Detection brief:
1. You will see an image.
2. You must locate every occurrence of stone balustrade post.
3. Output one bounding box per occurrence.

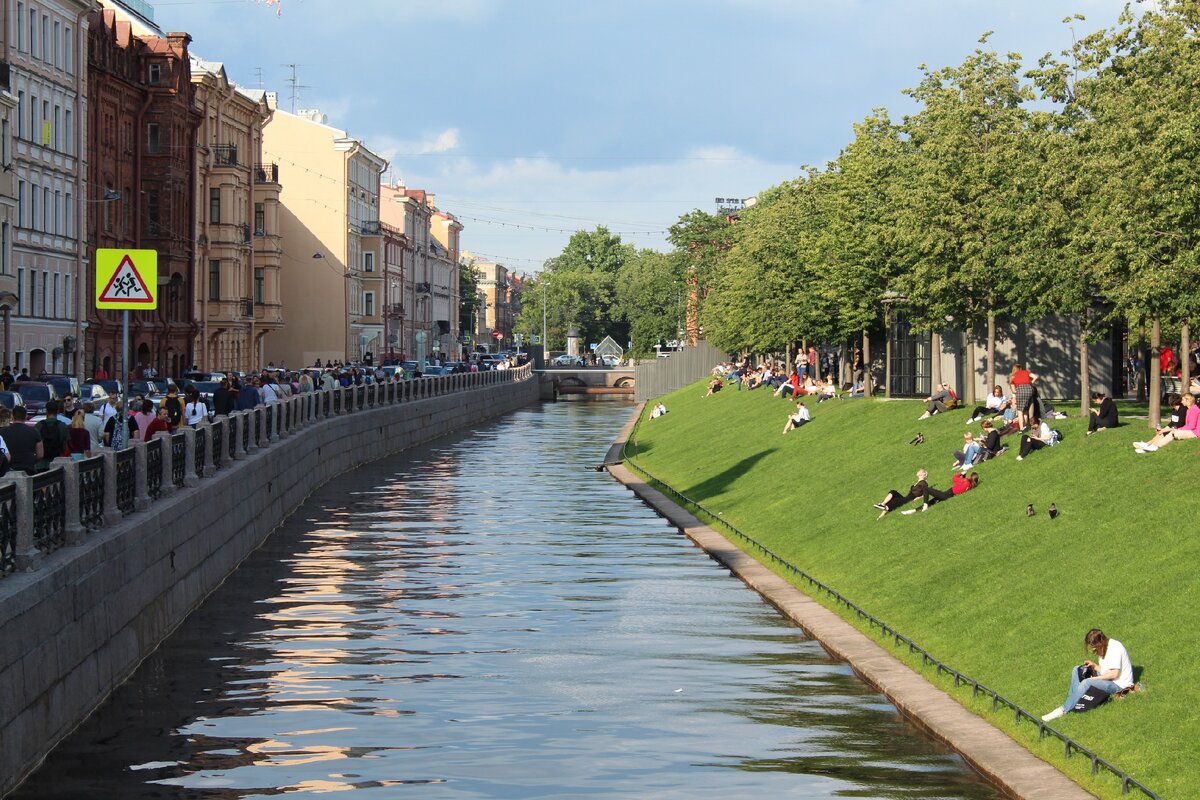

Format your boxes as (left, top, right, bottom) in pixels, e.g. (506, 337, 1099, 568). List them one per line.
(182, 426, 200, 486)
(8, 474, 40, 571)
(99, 450, 121, 525)
(153, 432, 177, 497)
(198, 421, 216, 477)
(232, 413, 247, 459)
(52, 458, 85, 545)
(269, 403, 281, 444)
(132, 439, 151, 510)
(243, 409, 258, 452)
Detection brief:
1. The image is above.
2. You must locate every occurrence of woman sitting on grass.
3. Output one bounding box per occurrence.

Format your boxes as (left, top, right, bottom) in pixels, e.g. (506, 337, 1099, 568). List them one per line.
(1134, 392, 1199, 452)
(966, 385, 1007, 424)
(774, 369, 800, 398)
(1042, 628, 1134, 722)
(782, 400, 810, 434)
(873, 469, 929, 519)
(1086, 391, 1119, 435)
(952, 432, 981, 469)
(921, 472, 978, 510)
(1016, 416, 1055, 461)
(978, 420, 1005, 459)
(705, 377, 724, 397)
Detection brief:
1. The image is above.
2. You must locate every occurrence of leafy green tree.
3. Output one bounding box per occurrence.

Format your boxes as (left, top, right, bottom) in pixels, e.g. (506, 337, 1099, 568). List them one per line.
(668, 210, 736, 342)
(615, 249, 688, 357)
(458, 258, 481, 335)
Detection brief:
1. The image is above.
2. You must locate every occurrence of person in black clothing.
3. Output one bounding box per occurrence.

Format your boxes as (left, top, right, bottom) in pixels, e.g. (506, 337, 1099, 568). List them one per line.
(1086, 391, 1119, 435)
(874, 469, 929, 519)
(977, 419, 1005, 459)
(0, 406, 42, 474)
(212, 378, 236, 416)
(0, 366, 12, 389)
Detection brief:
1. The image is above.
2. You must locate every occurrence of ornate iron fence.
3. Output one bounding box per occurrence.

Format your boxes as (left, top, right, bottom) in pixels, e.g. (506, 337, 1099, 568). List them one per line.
(146, 438, 163, 499)
(241, 415, 250, 451)
(0, 482, 16, 577)
(229, 419, 237, 460)
(211, 424, 223, 469)
(78, 456, 105, 529)
(254, 410, 263, 444)
(195, 427, 207, 476)
(116, 447, 136, 514)
(333, 390, 342, 414)
(356, 386, 365, 410)
(264, 405, 273, 440)
(171, 433, 187, 488)
(32, 469, 66, 553)
(323, 390, 331, 416)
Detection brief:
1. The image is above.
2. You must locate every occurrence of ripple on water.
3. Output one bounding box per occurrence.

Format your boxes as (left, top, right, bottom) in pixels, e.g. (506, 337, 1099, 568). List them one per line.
(12, 403, 1000, 800)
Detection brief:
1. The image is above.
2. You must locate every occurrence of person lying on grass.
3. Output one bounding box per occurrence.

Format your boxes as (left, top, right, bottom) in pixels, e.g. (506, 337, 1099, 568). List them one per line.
(1016, 416, 1055, 461)
(873, 469, 929, 519)
(966, 385, 1008, 424)
(1134, 392, 1199, 452)
(1042, 628, 1134, 722)
(705, 377, 724, 397)
(952, 432, 980, 469)
(921, 472, 978, 510)
(917, 383, 957, 420)
(782, 400, 810, 434)
(1086, 391, 1119, 436)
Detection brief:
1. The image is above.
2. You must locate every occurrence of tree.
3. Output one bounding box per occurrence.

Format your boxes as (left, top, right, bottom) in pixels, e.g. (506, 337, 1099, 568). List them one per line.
(668, 210, 736, 344)
(458, 258, 481, 335)
(615, 249, 688, 357)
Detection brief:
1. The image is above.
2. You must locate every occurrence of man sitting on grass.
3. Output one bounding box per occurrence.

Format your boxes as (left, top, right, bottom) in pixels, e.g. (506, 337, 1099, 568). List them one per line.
(918, 383, 957, 420)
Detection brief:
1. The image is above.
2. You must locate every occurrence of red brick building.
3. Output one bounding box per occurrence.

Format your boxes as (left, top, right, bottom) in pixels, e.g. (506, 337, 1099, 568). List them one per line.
(86, 9, 199, 379)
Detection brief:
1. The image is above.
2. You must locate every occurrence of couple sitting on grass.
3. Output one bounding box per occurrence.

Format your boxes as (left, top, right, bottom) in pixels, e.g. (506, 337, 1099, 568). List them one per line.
(952, 420, 1006, 470)
(774, 370, 839, 401)
(873, 468, 978, 518)
(1133, 392, 1199, 453)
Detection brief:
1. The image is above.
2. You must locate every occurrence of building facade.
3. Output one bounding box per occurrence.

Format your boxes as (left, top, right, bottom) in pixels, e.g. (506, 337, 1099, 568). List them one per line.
(0, 13, 21, 369)
(86, 9, 198, 378)
(474, 261, 514, 351)
(191, 60, 280, 372)
(9, 0, 91, 377)
(262, 104, 383, 367)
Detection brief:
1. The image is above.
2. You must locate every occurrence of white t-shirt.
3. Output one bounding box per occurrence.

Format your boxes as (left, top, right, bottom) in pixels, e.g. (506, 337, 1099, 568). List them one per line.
(185, 400, 207, 426)
(792, 405, 811, 422)
(1099, 638, 1134, 690)
(259, 383, 278, 404)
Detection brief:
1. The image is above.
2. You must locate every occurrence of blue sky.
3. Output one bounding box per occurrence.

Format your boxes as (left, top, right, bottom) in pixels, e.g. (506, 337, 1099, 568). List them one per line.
(153, 0, 1128, 272)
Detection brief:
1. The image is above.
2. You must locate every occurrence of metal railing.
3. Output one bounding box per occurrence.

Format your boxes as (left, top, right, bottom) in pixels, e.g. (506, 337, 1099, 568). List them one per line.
(31, 470, 65, 553)
(214, 144, 238, 166)
(78, 456, 105, 529)
(116, 449, 136, 513)
(253, 163, 279, 184)
(146, 438, 163, 499)
(195, 428, 208, 476)
(0, 484, 15, 576)
(211, 424, 222, 469)
(171, 433, 187, 488)
(619, 411, 1159, 800)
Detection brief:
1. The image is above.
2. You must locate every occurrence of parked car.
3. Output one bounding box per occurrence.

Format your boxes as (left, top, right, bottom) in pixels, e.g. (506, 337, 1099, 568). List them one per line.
(76, 383, 111, 404)
(84, 379, 123, 399)
(422, 365, 451, 376)
(39, 374, 80, 400)
(551, 354, 584, 367)
(14, 382, 59, 415)
(0, 391, 26, 411)
(599, 354, 623, 367)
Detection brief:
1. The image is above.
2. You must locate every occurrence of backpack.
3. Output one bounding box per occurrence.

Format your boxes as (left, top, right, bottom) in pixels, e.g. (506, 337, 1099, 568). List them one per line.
(1072, 665, 1110, 712)
(36, 420, 68, 461)
(163, 395, 183, 427)
(1050, 428, 1064, 445)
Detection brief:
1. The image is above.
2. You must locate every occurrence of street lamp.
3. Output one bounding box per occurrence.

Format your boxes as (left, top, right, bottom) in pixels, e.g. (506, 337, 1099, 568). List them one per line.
(541, 277, 548, 362)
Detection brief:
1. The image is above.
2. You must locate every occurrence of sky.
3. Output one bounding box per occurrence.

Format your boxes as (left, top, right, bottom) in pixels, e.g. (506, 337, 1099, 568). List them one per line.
(149, 0, 1130, 274)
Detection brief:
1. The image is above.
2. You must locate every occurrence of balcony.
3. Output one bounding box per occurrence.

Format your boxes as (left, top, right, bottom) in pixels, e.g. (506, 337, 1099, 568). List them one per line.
(254, 163, 280, 184)
(356, 220, 382, 236)
(415, 282, 431, 295)
(387, 303, 405, 316)
(214, 144, 239, 167)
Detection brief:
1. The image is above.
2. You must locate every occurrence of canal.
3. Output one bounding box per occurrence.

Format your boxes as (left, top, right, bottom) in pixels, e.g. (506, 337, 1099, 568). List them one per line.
(13, 402, 998, 798)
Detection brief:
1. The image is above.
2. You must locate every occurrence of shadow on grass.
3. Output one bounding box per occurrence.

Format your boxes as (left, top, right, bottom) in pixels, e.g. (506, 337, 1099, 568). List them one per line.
(687, 448, 777, 503)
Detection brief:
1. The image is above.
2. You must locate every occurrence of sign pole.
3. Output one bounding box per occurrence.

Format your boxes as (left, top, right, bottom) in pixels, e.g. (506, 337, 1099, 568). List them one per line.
(122, 310, 129, 406)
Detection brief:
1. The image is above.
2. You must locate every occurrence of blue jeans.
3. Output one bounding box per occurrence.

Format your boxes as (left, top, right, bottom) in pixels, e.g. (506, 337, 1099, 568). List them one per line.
(1061, 668, 1120, 712)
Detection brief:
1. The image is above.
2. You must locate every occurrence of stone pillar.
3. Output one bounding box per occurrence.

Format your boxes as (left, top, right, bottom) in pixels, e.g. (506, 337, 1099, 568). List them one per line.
(154, 432, 177, 497)
(198, 421, 216, 477)
(182, 426, 200, 486)
(99, 450, 121, 525)
(133, 439, 151, 510)
(52, 459, 85, 545)
(232, 413, 247, 459)
(269, 403, 280, 444)
(8, 474, 40, 571)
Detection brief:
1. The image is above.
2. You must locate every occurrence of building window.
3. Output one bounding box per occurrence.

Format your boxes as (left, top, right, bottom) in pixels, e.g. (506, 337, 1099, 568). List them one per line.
(28, 10, 35, 60)
(41, 271, 47, 317)
(209, 260, 220, 301)
(17, 181, 24, 227)
(364, 251, 374, 272)
(209, 188, 220, 223)
(53, 190, 59, 234)
(41, 100, 49, 146)
(364, 292, 374, 317)
(1, 223, 8, 276)
(64, 27, 72, 74)
(148, 63, 161, 85)
(17, 269, 23, 314)
(65, 193, 73, 238)
(16, 92, 22, 140)
(254, 202, 264, 235)
(147, 190, 159, 235)
(41, 15, 48, 63)
(254, 268, 264, 304)
(16, 3, 23, 51)
(147, 123, 160, 154)
(52, 274, 58, 318)
(53, 21, 59, 67)
(29, 182, 36, 230)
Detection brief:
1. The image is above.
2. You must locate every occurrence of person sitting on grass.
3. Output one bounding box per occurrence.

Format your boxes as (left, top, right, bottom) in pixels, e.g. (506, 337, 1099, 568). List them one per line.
(1042, 628, 1134, 722)
(873, 469, 929, 519)
(782, 400, 810, 434)
(952, 432, 981, 469)
(650, 402, 668, 419)
(1086, 391, 1119, 436)
(966, 385, 1008, 424)
(921, 472, 979, 510)
(816, 375, 839, 402)
(1134, 392, 1199, 452)
(774, 368, 801, 398)
(705, 377, 724, 397)
(977, 419, 1006, 459)
(1016, 416, 1055, 461)
(917, 383, 957, 420)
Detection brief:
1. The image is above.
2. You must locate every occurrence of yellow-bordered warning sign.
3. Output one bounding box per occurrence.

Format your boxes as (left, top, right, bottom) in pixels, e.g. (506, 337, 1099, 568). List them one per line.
(96, 249, 157, 309)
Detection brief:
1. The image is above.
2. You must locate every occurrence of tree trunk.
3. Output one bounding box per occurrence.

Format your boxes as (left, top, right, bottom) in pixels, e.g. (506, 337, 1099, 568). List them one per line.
(963, 329, 977, 406)
(1079, 313, 1090, 419)
(1182, 324, 1191, 390)
(785, 342, 793, 373)
(863, 330, 873, 397)
(930, 332, 942, 394)
(885, 326, 893, 399)
(1149, 318, 1162, 428)
(986, 311, 996, 393)
(1136, 323, 1147, 402)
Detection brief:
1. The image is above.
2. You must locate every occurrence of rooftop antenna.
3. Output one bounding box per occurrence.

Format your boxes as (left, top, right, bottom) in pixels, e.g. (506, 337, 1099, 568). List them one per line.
(254, 66, 264, 88)
(282, 63, 313, 113)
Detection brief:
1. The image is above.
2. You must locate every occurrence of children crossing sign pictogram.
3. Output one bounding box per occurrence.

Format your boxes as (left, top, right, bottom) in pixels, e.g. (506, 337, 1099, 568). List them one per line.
(96, 249, 157, 309)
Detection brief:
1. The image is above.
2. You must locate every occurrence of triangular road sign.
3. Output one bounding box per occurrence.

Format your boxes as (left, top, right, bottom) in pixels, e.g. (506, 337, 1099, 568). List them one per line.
(98, 254, 154, 305)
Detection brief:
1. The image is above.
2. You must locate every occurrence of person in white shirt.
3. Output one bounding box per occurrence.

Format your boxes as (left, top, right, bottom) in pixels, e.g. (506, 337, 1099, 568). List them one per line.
(184, 389, 208, 427)
(259, 379, 279, 404)
(782, 400, 811, 434)
(1042, 628, 1135, 721)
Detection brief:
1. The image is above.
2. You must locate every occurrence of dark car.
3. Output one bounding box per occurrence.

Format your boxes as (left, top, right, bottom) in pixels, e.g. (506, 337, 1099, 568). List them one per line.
(14, 382, 59, 415)
(0, 391, 26, 411)
(39, 374, 80, 399)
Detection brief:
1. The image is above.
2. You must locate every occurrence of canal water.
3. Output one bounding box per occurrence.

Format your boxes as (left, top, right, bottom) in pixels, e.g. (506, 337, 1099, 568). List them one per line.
(14, 402, 998, 799)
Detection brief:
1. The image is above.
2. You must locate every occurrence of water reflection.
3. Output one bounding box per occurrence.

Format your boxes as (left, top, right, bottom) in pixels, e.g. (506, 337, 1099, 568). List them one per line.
(13, 402, 999, 799)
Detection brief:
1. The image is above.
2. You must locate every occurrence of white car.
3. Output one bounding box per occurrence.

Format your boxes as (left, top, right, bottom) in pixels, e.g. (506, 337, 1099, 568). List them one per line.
(551, 354, 583, 367)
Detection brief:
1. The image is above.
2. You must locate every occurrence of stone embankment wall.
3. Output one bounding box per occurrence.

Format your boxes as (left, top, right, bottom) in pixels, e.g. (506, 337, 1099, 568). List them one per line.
(0, 370, 538, 794)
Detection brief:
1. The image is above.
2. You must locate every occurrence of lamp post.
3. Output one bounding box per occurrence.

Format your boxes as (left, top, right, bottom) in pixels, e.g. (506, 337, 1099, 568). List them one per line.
(541, 277, 548, 362)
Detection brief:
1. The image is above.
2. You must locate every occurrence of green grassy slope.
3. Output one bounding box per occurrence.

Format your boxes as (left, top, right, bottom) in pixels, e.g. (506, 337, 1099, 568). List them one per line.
(627, 382, 1196, 799)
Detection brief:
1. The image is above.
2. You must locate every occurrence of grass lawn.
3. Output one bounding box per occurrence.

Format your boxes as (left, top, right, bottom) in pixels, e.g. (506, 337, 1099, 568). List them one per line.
(626, 381, 1196, 799)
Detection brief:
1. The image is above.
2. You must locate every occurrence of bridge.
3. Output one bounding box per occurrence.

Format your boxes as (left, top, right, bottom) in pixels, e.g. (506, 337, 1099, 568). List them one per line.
(536, 367, 635, 399)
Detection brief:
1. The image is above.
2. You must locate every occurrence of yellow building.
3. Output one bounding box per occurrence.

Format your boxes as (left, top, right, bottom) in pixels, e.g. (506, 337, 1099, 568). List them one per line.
(262, 104, 385, 366)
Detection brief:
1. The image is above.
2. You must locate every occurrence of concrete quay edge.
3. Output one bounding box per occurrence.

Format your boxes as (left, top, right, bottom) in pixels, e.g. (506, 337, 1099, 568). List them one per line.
(606, 405, 1094, 800)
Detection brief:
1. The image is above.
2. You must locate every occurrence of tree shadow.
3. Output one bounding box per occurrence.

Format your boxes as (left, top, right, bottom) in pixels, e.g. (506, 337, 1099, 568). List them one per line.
(688, 448, 777, 502)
